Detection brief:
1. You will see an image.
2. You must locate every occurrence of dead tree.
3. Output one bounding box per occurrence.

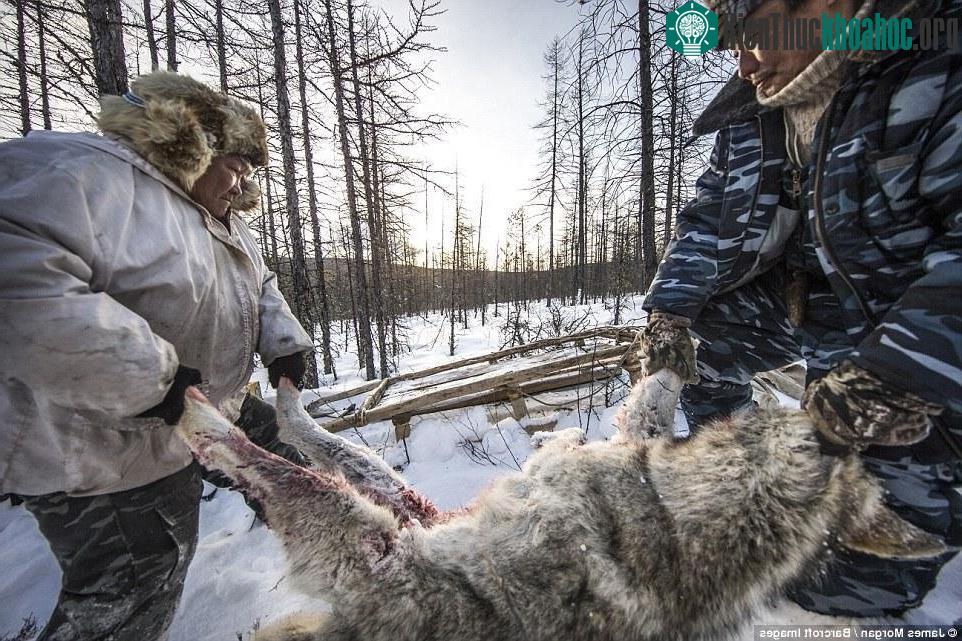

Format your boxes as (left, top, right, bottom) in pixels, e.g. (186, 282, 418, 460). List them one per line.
(268, 0, 318, 387)
(449, 168, 460, 356)
(143, 0, 160, 70)
(637, 0, 657, 286)
(84, 0, 128, 95)
(36, 1, 52, 129)
(533, 37, 566, 306)
(16, 0, 30, 135)
(164, 0, 178, 71)
(292, 0, 335, 377)
(214, 0, 227, 90)
(346, 0, 388, 378)
(323, 0, 376, 380)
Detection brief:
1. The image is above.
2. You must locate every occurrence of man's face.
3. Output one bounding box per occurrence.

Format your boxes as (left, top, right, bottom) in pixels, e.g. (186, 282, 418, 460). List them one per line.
(735, 0, 855, 97)
(189, 155, 253, 220)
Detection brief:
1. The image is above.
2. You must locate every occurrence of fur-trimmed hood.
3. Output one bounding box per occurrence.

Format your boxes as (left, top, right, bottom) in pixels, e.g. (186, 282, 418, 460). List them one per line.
(97, 72, 267, 211)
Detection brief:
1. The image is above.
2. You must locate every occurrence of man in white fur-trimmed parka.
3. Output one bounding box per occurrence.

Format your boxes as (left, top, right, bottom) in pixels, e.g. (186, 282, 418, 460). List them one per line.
(0, 72, 314, 641)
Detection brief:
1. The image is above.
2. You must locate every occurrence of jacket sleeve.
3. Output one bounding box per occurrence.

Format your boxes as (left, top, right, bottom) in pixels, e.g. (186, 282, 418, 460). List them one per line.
(848, 67, 962, 415)
(0, 166, 179, 417)
(255, 265, 314, 366)
(643, 129, 727, 321)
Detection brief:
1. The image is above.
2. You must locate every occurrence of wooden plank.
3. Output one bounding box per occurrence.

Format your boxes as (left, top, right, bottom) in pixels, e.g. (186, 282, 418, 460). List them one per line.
(305, 379, 382, 413)
(368, 345, 628, 417)
(306, 325, 642, 414)
(388, 346, 627, 400)
(325, 363, 623, 433)
(363, 378, 391, 410)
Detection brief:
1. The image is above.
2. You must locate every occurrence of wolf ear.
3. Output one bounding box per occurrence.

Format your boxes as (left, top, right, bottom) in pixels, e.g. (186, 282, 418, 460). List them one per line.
(839, 505, 948, 559)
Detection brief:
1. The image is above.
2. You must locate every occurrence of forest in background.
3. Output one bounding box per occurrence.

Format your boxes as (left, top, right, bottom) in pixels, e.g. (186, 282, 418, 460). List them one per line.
(1, 0, 733, 384)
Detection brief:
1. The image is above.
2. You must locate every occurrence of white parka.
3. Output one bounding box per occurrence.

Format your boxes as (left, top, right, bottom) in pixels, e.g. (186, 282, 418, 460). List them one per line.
(0, 131, 313, 496)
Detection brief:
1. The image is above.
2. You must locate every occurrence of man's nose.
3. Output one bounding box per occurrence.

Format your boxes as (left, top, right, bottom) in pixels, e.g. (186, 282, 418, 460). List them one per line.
(737, 50, 760, 79)
(227, 180, 243, 198)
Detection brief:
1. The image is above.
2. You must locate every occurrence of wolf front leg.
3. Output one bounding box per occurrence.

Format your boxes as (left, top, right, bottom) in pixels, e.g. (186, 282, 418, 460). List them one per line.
(614, 368, 684, 442)
(177, 389, 399, 596)
(275, 379, 441, 526)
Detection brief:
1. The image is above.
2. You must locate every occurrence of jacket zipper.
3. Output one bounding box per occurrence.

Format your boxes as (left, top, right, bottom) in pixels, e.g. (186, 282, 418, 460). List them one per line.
(812, 98, 877, 328)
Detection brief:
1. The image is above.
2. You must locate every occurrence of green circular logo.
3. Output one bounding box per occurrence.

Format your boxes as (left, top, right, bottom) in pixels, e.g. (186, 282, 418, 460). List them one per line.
(667, 1, 718, 57)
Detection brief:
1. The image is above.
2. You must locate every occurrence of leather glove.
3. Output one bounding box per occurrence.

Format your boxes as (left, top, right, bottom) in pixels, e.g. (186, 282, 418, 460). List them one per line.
(640, 310, 699, 384)
(268, 351, 308, 389)
(803, 361, 943, 454)
(137, 365, 203, 425)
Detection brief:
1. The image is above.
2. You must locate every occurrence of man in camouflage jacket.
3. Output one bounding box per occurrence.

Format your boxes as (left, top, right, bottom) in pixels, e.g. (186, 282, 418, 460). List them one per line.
(641, 0, 962, 618)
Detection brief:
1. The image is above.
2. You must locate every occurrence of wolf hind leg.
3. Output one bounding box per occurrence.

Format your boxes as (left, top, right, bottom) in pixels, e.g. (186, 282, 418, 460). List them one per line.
(178, 393, 398, 594)
(275, 379, 441, 526)
(276, 379, 405, 490)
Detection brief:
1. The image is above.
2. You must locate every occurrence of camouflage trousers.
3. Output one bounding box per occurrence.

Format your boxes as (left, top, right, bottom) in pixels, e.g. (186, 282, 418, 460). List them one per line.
(685, 269, 962, 617)
(21, 463, 203, 641)
(18, 393, 307, 641)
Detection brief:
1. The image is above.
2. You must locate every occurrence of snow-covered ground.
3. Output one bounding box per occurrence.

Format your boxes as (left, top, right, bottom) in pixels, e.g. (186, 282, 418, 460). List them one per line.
(1, 296, 959, 639)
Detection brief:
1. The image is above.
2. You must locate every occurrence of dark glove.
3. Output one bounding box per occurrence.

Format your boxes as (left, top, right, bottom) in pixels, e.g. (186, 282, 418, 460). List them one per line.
(268, 351, 308, 389)
(803, 361, 943, 454)
(640, 310, 699, 383)
(137, 365, 203, 425)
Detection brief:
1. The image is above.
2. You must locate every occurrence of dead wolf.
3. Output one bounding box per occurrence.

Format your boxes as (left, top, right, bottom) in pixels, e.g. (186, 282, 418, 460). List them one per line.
(176, 369, 947, 641)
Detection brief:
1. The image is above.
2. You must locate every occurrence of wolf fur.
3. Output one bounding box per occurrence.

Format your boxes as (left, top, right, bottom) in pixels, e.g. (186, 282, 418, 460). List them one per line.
(176, 370, 946, 641)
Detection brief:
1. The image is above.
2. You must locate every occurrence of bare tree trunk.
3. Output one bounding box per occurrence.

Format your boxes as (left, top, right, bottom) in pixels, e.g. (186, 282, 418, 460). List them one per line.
(36, 2, 52, 129)
(449, 172, 459, 356)
(346, 1, 387, 378)
(424, 167, 430, 311)
(164, 0, 178, 71)
(85, 0, 128, 96)
(214, 0, 227, 91)
(264, 167, 280, 265)
(638, 0, 657, 285)
(664, 50, 678, 249)
(475, 189, 485, 325)
(493, 237, 500, 317)
(575, 31, 588, 306)
(547, 43, 560, 307)
(293, 0, 334, 377)
(269, 0, 318, 387)
(323, 0, 375, 380)
(142, 0, 159, 70)
(16, 0, 30, 136)
(368, 81, 398, 367)
(254, 60, 280, 268)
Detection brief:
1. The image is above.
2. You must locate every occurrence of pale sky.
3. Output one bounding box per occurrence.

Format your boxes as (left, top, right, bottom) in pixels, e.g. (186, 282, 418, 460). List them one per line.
(394, 0, 585, 264)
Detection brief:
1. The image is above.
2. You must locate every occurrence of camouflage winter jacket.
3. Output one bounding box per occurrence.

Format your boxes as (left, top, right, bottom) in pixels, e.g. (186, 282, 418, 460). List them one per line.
(644, 0, 962, 414)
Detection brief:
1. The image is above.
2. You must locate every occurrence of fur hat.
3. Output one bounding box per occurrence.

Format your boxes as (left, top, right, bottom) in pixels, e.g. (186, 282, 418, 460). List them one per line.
(97, 72, 268, 211)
